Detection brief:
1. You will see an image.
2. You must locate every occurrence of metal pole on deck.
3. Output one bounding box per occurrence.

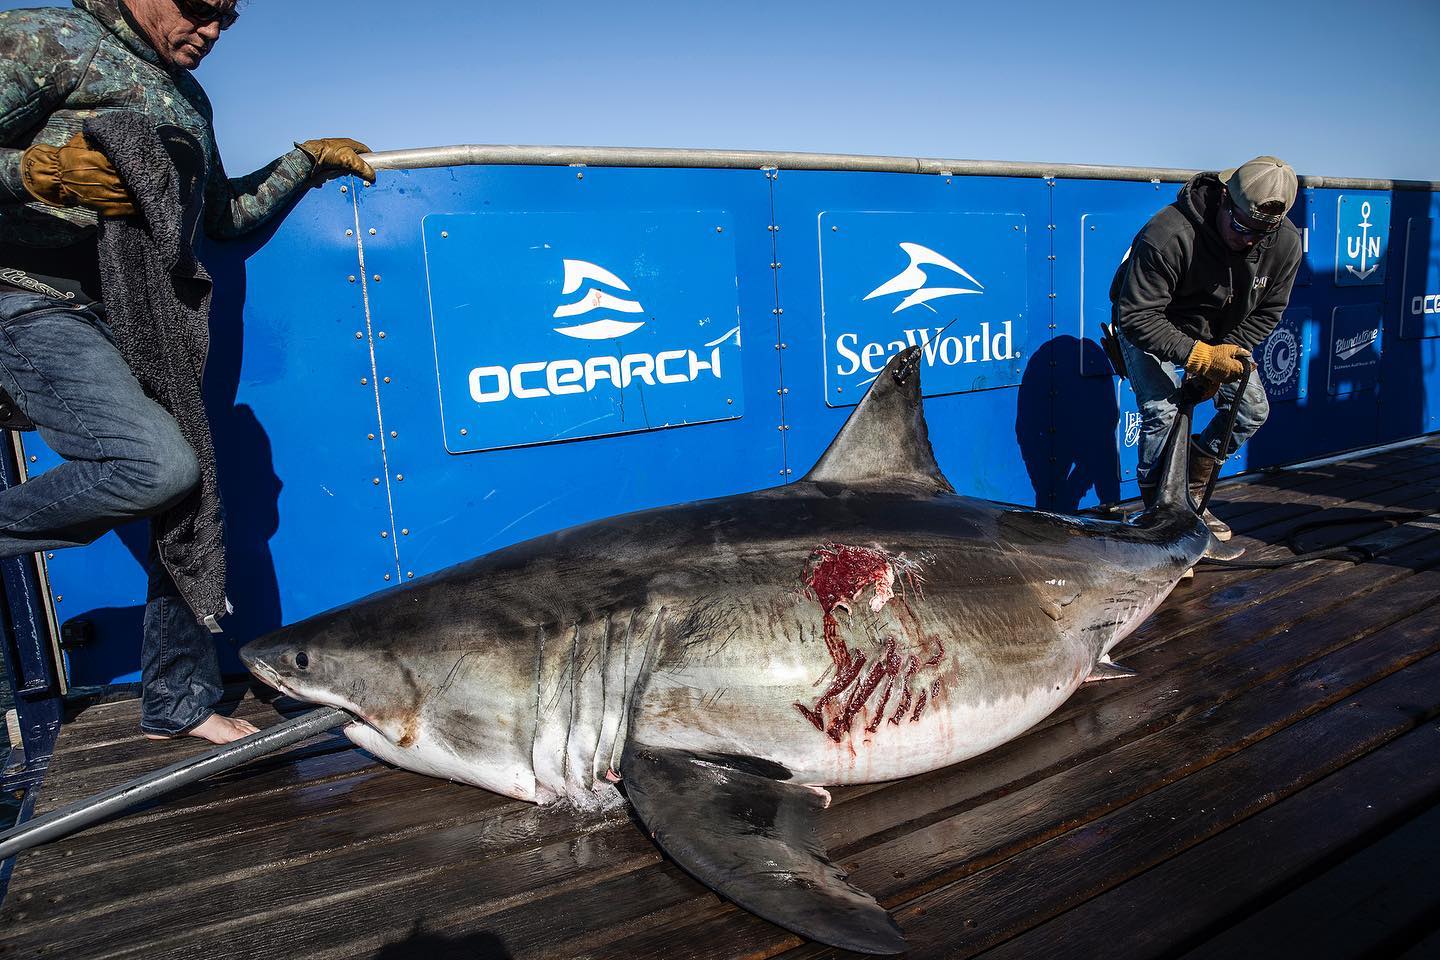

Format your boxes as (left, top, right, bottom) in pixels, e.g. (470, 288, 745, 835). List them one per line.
(0, 706, 350, 861)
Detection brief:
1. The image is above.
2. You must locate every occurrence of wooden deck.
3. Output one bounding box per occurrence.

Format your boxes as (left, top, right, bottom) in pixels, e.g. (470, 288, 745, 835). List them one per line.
(4, 437, 1440, 960)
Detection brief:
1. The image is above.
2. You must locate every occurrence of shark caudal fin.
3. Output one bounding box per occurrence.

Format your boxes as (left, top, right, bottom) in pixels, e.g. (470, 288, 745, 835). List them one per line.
(1148, 380, 1206, 521)
(803, 347, 954, 495)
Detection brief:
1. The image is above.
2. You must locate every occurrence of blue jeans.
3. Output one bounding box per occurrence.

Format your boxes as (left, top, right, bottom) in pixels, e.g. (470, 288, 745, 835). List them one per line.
(1118, 330, 1270, 488)
(0, 290, 219, 734)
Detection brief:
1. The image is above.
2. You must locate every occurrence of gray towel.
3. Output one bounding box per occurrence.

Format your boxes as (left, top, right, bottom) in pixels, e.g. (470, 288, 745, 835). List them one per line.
(85, 113, 227, 631)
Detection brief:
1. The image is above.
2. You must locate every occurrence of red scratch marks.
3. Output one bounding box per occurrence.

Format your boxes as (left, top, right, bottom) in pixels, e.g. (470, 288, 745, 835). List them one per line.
(889, 655, 919, 726)
(793, 542, 945, 743)
(795, 703, 825, 731)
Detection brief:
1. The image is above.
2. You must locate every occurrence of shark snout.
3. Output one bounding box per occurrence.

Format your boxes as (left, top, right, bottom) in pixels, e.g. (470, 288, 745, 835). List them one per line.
(239, 636, 313, 698)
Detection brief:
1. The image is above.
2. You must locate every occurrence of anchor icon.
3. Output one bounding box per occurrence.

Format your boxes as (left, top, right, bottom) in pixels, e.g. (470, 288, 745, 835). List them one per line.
(1346, 200, 1379, 280)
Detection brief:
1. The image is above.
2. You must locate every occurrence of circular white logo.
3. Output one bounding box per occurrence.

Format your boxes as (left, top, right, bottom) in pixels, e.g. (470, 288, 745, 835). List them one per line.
(1262, 327, 1300, 393)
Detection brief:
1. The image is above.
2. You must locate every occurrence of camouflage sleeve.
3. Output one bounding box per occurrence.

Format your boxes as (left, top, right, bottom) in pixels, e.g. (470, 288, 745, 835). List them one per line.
(202, 144, 318, 240)
(0, 10, 100, 203)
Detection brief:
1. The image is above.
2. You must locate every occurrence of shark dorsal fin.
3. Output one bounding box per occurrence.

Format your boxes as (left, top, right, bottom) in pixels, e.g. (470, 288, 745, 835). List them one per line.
(803, 347, 954, 495)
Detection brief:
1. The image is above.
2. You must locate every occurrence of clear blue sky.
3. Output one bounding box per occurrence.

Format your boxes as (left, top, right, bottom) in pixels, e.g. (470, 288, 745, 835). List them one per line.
(5, 0, 1438, 180)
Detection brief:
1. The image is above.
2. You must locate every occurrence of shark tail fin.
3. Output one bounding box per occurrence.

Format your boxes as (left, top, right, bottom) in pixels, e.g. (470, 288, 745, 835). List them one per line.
(1149, 385, 1200, 521)
(802, 347, 954, 495)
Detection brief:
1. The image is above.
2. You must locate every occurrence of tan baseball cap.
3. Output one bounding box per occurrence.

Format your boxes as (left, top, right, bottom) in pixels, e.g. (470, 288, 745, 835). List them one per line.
(1220, 156, 1298, 228)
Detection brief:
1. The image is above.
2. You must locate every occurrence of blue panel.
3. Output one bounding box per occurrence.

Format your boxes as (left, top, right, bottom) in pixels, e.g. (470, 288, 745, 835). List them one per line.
(817, 211, 1027, 403)
(422, 211, 743, 451)
(1328, 304, 1384, 395)
(1256, 306, 1312, 403)
(1401, 217, 1440, 339)
(352, 166, 782, 584)
(772, 171, 1052, 506)
(1079, 211, 1153, 377)
(1291, 189, 1315, 287)
(1334, 193, 1391, 286)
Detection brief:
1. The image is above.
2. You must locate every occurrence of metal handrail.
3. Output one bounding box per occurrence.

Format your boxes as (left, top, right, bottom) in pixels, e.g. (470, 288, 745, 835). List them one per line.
(364, 144, 1440, 192)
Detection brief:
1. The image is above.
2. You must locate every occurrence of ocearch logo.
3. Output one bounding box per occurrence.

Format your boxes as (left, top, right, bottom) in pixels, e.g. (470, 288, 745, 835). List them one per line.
(552, 259, 646, 340)
(1412, 293, 1440, 316)
(467, 257, 739, 405)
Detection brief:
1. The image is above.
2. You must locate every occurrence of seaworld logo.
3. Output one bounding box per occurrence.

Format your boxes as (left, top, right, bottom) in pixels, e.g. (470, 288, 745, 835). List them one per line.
(863, 242, 985, 313)
(466, 257, 739, 405)
(833, 241, 1012, 384)
(834, 322, 1016, 382)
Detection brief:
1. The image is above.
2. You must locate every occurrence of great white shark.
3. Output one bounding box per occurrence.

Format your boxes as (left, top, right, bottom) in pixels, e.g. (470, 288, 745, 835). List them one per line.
(241, 347, 1212, 954)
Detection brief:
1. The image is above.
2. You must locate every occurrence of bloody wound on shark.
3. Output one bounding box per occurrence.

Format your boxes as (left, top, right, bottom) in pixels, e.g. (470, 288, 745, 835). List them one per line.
(795, 542, 945, 741)
(241, 346, 1213, 955)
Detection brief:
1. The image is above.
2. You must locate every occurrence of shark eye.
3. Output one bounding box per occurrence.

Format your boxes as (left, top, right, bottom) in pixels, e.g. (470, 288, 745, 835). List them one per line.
(294, 651, 310, 670)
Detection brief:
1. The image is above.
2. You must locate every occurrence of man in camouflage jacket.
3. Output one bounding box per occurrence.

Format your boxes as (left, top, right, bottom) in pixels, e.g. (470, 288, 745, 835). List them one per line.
(0, 0, 374, 743)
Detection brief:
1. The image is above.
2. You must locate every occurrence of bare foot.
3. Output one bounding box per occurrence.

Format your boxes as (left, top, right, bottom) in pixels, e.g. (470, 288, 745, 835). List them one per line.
(144, 714, 261, 744)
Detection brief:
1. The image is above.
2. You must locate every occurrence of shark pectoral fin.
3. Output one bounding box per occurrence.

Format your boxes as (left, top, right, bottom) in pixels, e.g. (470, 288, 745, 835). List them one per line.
(620, 744, 906, 956)
(1203, 533, 1246, 561)
(1086, 657, 1138, 682)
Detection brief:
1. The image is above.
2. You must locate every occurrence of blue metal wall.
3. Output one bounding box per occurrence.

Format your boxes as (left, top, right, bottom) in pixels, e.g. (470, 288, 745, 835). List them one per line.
(20, 164, 1440, 687)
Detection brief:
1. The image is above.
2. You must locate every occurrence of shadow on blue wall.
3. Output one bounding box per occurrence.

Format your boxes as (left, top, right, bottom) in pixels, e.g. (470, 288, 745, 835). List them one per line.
(1017, 335, 1120, 510)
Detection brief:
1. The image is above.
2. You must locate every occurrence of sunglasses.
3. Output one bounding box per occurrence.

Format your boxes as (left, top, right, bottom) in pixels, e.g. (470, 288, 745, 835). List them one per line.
(174, 0, 240, 30)
(1226, 201, 1278, 238)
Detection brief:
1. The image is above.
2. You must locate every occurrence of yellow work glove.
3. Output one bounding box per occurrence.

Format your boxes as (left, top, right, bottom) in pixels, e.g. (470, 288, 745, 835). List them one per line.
(296, 137, 376, 184)
(1184, 342, 1251, 383)
(20, 133, 137, 217)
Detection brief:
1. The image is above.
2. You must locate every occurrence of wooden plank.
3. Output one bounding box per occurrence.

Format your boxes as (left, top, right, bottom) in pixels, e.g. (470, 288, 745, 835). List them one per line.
(1179, 801, 1440, 960)
(1206, 444, 1440, 517)
(35, 695, 302, 810)
(0, 779, 642, 958)
(1209, 451, 1440, 527)
(821, 645, 1440, 959)
(4, 760, 476, 898)
(1112, 483, 1440, 665)
(970, 724, 1440, 960)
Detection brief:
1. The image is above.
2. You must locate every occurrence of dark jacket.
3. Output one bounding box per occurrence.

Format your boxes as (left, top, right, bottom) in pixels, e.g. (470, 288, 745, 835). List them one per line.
(1110, 173, 1302, 365)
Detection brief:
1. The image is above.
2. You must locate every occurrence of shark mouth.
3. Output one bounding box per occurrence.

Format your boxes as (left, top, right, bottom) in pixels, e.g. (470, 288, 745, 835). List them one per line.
(244, 656, 368, 735)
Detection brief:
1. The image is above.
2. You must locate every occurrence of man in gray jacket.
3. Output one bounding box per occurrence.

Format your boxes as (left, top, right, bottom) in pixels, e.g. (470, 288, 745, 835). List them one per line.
(0, 0, 374, 742)
(1110, 156, 1302, 542)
